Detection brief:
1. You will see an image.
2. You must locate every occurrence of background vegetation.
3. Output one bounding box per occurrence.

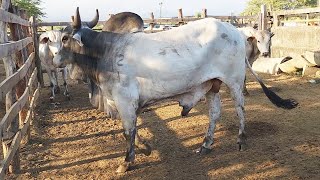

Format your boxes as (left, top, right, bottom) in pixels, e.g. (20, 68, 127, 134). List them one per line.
(12, 0, 45, 18)
(241, 0, 318, 15)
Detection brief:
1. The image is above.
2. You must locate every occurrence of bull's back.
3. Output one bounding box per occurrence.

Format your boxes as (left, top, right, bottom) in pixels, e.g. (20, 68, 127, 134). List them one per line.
(102, 12, 143, 33)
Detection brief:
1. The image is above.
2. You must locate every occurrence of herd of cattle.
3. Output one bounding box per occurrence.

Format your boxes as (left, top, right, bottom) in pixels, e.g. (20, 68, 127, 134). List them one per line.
(39, 8, 298, 172)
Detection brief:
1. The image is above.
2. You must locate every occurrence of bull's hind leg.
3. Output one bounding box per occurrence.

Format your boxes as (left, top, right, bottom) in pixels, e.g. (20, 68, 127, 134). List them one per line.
(52, 70, 60, 94)
(198, 79, 222, 154)
(135, 133, 151, 156)
(243, 76, 249, 96)
(229, 83, 246, 151)
(62, 68, 70, 100)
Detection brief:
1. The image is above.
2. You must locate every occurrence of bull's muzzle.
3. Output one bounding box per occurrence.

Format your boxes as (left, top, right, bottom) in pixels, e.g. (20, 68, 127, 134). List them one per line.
(53, 54, 64, 68)
(262, 52, 269, 57)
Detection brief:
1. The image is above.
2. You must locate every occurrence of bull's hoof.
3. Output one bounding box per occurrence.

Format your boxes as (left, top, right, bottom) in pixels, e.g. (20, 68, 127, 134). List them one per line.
(66, 94, 71, 101)
(243, 90, 249, 96)
(196, 146, 212, 155)
(140, 143, 152, 156)
(54, 86, 61, 94)
(116, 162, 131, 173)
(181, 106, 192, 117)
(238, 143, 246, 151)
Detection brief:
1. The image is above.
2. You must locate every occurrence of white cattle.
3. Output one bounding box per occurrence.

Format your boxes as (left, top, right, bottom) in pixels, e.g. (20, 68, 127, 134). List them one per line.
(39, 30, 70, 101)
(53, 8, 297, 173)
(238, 27, 274, 95)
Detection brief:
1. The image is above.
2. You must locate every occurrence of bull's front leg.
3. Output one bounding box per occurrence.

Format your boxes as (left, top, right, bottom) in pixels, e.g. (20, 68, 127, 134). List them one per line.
(43, 65, 57, 101)
(62, 67, 70, 100)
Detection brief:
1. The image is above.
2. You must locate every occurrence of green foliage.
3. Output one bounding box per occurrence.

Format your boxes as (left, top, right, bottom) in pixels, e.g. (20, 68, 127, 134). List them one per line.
(194, 12, 201, 18)
(241, 0, 318, 15)
(12, 0, 45, 18)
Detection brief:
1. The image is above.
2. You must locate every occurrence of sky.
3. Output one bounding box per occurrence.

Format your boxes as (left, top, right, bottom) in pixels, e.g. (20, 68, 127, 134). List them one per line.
(41, 0, 249, 22)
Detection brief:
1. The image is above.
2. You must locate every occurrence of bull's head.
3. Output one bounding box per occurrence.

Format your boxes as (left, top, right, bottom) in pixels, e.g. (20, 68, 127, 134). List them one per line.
(248, 30, 274, 57)
(53, 7, 99, 68)
(39, 30, 62, 57)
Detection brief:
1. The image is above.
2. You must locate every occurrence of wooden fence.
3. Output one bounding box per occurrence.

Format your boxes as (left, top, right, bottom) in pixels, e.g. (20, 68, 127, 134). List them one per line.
(36, 8, 258, 33)
(273, 7, 320, 26)
(0, 0, 41, 178)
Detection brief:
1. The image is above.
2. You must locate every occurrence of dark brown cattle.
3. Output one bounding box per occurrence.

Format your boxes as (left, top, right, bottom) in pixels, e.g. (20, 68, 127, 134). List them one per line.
(102, 12, 143, 33)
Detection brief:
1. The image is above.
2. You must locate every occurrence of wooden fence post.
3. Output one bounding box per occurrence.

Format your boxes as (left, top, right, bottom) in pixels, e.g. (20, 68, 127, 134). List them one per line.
(201, 9, 207, 18)
(178, 8, 184, 26)
(1, 0, 20, 174)
(7, 5, 29, 174)
(31, 16, 44, 87)
(150, 12, 155, 30)
(259, 4, 267, 30)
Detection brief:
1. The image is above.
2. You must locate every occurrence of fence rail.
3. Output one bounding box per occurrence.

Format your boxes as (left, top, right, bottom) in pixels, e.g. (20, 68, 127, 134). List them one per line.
(36, 8, 257, 32)
(273, 7, 320, 26)
(0, 0, 41, 178)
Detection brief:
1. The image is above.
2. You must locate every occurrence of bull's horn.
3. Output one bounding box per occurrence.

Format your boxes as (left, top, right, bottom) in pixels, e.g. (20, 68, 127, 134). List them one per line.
(87, 9, 99, 28)
(71, 15, 74, 22)
(72, 7, 81, 29)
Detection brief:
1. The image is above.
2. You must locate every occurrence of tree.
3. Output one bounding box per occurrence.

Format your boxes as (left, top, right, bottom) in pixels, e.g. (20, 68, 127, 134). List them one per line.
(241, 0, 318, 15)
(12, 0, 45, 18)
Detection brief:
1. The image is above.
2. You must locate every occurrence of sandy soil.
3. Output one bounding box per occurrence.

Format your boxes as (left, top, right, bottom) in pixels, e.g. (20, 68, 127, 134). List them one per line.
(1, 71, 319, 179)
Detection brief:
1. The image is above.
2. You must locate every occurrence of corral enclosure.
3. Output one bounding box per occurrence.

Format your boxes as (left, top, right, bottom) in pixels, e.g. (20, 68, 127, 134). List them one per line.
(272, 8, 320, 60)
(0, 3, 320, 180)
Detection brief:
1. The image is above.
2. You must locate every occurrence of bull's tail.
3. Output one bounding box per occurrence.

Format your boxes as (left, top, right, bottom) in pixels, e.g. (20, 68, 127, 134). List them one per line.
(245, 58, 298, 109)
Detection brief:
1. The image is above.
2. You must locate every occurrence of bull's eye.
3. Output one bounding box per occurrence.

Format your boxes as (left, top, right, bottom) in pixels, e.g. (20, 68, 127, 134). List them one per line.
(62, 36, 68, 42)
(257, 40, 260, 43)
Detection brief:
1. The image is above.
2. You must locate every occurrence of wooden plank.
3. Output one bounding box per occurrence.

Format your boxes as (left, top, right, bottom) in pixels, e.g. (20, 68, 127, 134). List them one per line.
(0, 37, 33, 59)
(36, 21, 104, 27)
(29, 86, 39, 109)
(0, 87, 30, 136)
(274, 7, 320, 16)
(31, 16, 44, 87)
(0, 53, 34, 101)
(0, 100, 32, 178)
(27, 67, 37, 87)
(0, 9, 29, 26)
(0, 130, 22, 179)
(35, 16, 256, 28)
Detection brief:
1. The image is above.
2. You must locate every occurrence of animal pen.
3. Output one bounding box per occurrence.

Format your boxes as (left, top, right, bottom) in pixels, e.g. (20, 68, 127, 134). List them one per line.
(0, 1, 320, 178)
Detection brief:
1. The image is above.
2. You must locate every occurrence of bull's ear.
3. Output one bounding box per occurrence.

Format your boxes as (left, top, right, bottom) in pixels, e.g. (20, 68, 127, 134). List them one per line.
(39, 33, 49, 44)
(247, 36, 255, 42)
(72, 33, 84, 46)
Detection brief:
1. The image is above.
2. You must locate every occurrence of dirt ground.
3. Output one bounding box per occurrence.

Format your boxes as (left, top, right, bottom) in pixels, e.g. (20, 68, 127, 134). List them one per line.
(1, 70, 319, 179)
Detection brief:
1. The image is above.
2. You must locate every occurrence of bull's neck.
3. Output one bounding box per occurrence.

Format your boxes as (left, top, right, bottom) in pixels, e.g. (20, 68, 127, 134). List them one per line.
(71, 29, 122, 83)
(72, 53, 100, 83)
(80, 28, 121, 58)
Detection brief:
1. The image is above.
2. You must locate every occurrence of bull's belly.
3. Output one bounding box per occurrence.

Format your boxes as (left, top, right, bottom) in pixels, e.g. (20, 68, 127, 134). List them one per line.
(137, 70, 213, 103)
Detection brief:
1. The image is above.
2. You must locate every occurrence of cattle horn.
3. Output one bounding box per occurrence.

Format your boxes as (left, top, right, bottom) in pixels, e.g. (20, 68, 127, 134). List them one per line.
(72, 7, 81, 29)
(87, 9, 99, 29)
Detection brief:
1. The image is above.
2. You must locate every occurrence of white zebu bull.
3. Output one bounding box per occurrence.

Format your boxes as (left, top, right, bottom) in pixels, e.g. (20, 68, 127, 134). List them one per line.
(39, 30, 70, 101)
(67, 11, 143, 118)
(238, 27, 274, 95)
(53, 8, 298, 173)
